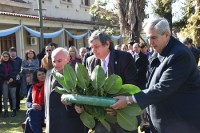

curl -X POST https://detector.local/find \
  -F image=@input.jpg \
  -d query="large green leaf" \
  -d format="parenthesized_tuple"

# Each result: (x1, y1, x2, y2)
(99, 118, 111, 132)
(80, 111, 95, 129)
(91, 65, 105, 90)
(63, 64, 77, 90)
(117, 84, 141, 95)
(105, 114, 117, 124)
(75, 63, 89, 89)
(104, 74, 122, 94)
(52, 72, 68, 91)
(117, 110, 138, 131)
(119, 104, 143, 117)
(54, 86, 69, 94)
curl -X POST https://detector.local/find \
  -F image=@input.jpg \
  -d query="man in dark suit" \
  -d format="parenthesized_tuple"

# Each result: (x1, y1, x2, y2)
(111, 18, 200, 133)
(132, 43, 149, 90)
(44, 47, 85, 133)
(86, 30, 138, 133)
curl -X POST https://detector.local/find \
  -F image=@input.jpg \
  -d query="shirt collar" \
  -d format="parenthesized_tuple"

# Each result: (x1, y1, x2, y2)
(101, 52, 110, 66)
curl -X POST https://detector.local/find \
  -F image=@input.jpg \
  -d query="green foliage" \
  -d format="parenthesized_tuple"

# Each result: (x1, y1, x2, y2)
(53, 63, 143, 131)
(89, 0, 119, 34)
(155, 0, 172, 30)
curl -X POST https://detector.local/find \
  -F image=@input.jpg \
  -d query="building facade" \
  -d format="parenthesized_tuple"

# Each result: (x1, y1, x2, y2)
(0, 0, 95, 58)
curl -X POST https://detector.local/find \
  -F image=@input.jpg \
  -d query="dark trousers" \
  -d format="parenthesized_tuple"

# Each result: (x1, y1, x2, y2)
(0, 88, 2, 112)
(9, 81, 21, 110)
(95, 122, 138, 133)
(24, 108, 44, 133)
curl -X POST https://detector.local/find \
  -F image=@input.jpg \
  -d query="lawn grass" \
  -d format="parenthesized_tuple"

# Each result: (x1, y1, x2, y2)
(0, 99, 26, 133)
(0, 99, 144, 133)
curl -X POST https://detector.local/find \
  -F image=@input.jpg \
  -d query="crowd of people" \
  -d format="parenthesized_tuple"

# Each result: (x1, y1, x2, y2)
(0, 17, 200, 133)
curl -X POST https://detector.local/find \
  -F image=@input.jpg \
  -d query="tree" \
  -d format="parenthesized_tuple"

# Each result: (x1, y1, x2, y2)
(155, 0, 173, 31)
(116, 0, 146, 43)
(182, 0, 200, 46)
(89, 0, 119, 34)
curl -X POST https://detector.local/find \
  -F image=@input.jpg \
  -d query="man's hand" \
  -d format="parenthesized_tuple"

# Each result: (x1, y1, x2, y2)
(106, 108, 117, 116)
(61, 97, 72, 106)
(32, 103, 42, 110)
(74, 105, 84, 114)
(110, 96, 130, 110)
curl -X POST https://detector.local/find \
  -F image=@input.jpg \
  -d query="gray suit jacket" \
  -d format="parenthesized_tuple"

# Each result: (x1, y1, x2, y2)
(135, 36, 200, 133)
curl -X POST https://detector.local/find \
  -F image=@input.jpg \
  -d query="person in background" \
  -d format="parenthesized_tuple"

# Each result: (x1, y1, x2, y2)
(79, 47, 87, 60)
(139, 43, 153, 58)
(111, 17, 200, 133)
(44, 47, 86, 133)
(114, 44, 121, 50)
(24, 68, 46, 133)
(49, 42, 58, 51)
(37, 48, 45, 66)
(9, 47, 22, 111)
(0, 51, 17, 117)
(132, 43, 149, 90)
(21, 49, 39, 97)
(127, 42, 134, 57)
(183, 37, 200, 65)
(121, 43, 128, 51)
(82, 47, 93, 67)
(41, 45, 53, 70)
(68, 46, 82, 69)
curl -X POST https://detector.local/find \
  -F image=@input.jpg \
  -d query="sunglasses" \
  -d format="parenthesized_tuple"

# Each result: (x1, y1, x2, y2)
(46, 50, 52, 52)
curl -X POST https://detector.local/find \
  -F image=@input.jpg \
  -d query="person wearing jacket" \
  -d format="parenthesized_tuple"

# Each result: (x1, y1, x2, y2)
(0, 51, 17, 117)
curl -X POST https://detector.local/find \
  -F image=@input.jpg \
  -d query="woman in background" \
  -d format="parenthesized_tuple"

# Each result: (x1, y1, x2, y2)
(21, 49, 39, 96)
(68, 46, 82, 69)
(24, 68, 46, 133)
(0, 51, 17, 117)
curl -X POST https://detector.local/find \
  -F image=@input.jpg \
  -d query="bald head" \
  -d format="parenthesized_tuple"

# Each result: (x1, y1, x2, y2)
(51, 47, 70, 72)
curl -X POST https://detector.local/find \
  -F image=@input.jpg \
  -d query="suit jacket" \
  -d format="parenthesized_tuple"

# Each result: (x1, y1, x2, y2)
(44, 69, 85, 133)
(135, 36, 200, 133)
(133, 52, 149, 89)
(87, 49, 138, 133)
(87, 49, 137, 84)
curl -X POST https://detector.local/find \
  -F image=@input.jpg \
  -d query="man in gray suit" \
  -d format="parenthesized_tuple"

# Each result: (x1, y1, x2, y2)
(86, 30, 138, 133)
(112, 18, 200, 133)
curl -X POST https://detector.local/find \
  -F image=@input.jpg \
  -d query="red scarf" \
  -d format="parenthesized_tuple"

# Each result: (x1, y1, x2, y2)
(32, 81, 44, 105)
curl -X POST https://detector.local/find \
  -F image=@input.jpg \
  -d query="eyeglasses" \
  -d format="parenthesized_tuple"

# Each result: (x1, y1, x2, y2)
(46, 50, 52, 52)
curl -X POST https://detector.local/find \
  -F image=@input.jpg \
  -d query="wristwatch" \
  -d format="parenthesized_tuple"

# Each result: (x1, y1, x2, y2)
(126, 96, 132, 105)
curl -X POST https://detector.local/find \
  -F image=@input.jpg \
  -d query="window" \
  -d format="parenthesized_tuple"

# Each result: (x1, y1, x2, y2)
(81, 0, 90, 6)
(62, 0, 71, 2)
(60, 0, 72, 6)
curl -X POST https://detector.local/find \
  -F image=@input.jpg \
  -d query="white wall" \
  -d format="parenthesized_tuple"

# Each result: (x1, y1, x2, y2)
(22, 0, 95, 21)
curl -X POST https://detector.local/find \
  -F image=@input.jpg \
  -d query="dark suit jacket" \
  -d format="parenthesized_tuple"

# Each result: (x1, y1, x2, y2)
(133, 52, 149, 89)
(87, 49, 137, 84)
(135, 36, 200, 133)
(87, 49, 138, 133)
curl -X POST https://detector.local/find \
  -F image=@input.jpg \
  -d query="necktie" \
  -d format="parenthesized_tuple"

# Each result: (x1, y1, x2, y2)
(101, 60, 107, 73)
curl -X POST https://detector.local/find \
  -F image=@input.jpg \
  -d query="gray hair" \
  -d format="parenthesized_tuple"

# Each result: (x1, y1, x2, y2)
(51, 47, 69, 58)
(144, 18, 171, 35)
(89, 30, 114, 50)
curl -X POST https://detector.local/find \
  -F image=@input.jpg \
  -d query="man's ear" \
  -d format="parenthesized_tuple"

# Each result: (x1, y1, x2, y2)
(105, 40, 110, 48)
(165, 31, 170, 37)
